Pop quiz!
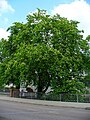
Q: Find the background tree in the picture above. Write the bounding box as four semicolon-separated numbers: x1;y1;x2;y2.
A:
0;9;89;94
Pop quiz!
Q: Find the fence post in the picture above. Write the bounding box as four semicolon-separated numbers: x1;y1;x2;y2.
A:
60;94;61;101
77;94;79;102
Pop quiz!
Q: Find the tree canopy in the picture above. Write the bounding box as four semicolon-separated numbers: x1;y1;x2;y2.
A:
0;9;90;94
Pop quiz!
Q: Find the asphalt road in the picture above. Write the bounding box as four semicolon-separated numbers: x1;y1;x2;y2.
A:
0;100;90;120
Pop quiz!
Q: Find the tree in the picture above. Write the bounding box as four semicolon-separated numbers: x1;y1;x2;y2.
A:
82;35;90;88
0;9;89;94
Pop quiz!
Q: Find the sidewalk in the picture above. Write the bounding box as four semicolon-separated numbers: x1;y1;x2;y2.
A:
0;95;90;109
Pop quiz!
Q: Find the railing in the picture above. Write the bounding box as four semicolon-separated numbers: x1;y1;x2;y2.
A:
41;93;90;103
0;90;90;103
19;92;90;103
0;91;9;96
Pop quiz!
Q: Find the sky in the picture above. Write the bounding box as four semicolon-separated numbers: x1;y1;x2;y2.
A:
0;0;90;40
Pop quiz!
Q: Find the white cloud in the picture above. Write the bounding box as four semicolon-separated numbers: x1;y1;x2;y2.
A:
0;28;10;40
0;0;15;15
52;0;90;38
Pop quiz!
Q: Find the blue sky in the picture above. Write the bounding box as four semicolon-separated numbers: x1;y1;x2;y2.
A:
0;0;90;39
0;0;75;29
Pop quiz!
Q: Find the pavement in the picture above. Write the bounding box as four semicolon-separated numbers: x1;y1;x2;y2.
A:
0;95;90;109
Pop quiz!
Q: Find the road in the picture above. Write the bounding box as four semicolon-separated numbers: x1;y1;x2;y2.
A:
0;100;90;120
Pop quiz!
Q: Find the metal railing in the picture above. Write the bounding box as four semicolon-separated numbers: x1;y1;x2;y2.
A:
41;93;90;103
0;91;9;96
0;90;90;103
19;92;90;103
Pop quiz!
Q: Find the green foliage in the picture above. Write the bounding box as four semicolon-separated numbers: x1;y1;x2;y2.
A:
0;9;90;94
